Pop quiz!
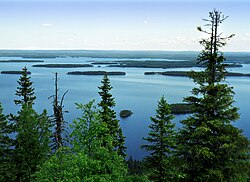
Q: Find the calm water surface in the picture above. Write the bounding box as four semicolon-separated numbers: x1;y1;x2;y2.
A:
0;56;249;160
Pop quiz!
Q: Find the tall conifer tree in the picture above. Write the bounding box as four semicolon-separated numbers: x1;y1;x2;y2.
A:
98;74;126;158
12;67;52;181
141;96;176;182
14;67;36;106
0;103;15;181
14;106;51;181
176;10;250;181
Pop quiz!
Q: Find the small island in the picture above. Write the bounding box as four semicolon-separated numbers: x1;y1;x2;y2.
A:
120;110;133;118
1;71;31;75
67;71;126;76
32;64;93;68
145;71;189;76
119;104;193;117
91;62;119;65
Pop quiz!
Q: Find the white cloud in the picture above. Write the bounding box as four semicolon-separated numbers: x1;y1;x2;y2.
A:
143;20;148;24
41;23;52;27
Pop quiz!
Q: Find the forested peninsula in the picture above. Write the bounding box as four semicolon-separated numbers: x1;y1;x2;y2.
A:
144;71;250;77
92;60;242;69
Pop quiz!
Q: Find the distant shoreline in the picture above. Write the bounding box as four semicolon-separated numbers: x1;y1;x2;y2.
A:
67;71;126;76
32;64;93;68
2;70;250;77
0;60;44;63
92;60;242;69
144;71;250;77
0;50;250;63
1;71;31;74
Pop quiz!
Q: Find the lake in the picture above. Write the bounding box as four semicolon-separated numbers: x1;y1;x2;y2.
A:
0;50;249;160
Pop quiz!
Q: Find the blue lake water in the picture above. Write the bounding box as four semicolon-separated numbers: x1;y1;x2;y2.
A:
0;54;249;160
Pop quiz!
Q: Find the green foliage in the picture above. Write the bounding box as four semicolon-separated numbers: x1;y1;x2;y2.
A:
2;17;250;181
98;74;126;158
170;103;194;114
0;103;15;181
33;147;81;182
34;100;128;182
71;100;109;155
126;175;151;182
1;69;52;181
14;67;36;106
127;156;144;175
176;10;250;182
71;100;127;180
13;105;51;181
34;147;127;182
141;96;176;182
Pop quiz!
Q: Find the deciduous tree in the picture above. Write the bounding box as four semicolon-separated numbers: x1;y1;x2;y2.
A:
34;100;127;181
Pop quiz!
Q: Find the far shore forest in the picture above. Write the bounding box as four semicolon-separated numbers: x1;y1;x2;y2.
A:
1;10;250;182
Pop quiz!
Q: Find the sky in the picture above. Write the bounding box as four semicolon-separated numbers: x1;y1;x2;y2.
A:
0;0;249;51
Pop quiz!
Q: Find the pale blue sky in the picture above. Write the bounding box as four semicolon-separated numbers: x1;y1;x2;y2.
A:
0;0;249;51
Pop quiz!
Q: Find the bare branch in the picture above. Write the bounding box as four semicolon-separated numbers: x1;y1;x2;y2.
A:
60;90;69;107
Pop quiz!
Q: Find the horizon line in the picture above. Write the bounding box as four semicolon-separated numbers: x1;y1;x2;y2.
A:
0;49;249;53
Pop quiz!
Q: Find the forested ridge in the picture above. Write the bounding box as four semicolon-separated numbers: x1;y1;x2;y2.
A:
1;10;250;182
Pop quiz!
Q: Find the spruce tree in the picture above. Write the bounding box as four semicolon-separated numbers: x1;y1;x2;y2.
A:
141;96;176;182
126;156;144;176
11;69;52;181
98;74;126;158
176;10;250;181
14;67;36;106
14;105;51;181
0;103;15;181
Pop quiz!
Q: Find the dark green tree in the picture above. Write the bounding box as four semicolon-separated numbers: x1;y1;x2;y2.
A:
11;70;52;181
126;156;144;175
14;67;36;106
0;103;15;181
98;74;126;158
141;96;176;182
176;10;250;181
14;105;51;181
